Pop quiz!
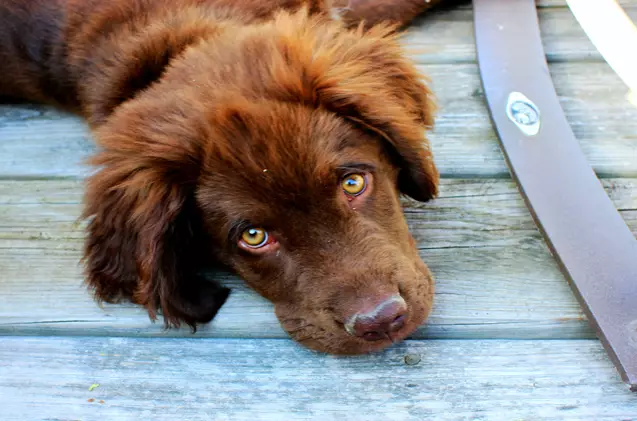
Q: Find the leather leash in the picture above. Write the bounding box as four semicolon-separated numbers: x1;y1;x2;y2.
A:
473;0;637;391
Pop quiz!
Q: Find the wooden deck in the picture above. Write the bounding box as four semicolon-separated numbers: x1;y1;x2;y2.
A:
1;1;637;419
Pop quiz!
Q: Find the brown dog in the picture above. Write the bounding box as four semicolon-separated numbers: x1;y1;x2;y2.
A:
0;0;440;354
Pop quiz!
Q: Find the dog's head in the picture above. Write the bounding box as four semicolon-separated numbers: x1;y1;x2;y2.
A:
84;10;438;354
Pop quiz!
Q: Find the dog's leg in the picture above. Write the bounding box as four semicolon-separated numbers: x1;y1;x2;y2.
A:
205;0;333;21
0;0;78;107
332;0;449;28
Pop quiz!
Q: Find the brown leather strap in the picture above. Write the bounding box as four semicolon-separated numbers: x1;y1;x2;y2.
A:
474;0;637;391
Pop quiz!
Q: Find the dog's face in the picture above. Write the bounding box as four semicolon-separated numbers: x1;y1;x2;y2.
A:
197;103;434;354
85;12;438;354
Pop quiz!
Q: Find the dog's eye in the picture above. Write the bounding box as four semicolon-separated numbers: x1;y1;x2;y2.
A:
240;227;269;248
341;174;367;196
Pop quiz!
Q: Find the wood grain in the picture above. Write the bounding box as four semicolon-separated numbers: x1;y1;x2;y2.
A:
538;0;636;5
1;178;635;339
1;337;635;421
481;0;636;7
403;6;637;64
3;61;635;179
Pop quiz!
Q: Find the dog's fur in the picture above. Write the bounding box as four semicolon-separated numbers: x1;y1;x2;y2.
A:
0;0;441;354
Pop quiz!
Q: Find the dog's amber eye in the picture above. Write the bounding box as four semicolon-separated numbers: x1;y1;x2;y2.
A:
241;227;268;248
341;174;366;196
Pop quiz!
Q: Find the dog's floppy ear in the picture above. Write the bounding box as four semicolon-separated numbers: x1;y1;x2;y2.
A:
82;98;229;329
311;24;439;201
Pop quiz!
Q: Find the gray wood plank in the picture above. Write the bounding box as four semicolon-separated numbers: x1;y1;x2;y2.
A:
538;0;636;5
1;178;635;339
426;61;637;178
402;6;637;64
0;337;635;421
0;106;93;178
2;61;635;179
2;6;637;179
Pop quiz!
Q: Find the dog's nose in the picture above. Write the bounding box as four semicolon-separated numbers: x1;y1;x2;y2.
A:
344;295;408;341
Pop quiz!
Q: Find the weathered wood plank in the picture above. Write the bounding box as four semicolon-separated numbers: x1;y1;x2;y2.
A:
1;178;635;339
538;0;636;6
0;106;92;178
0;337;635;421
2;61;636;179
2;179;635;247
460;0;637;7
403;6;637;64
0;244;595;340
472;0;637;7
427;60;637;178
